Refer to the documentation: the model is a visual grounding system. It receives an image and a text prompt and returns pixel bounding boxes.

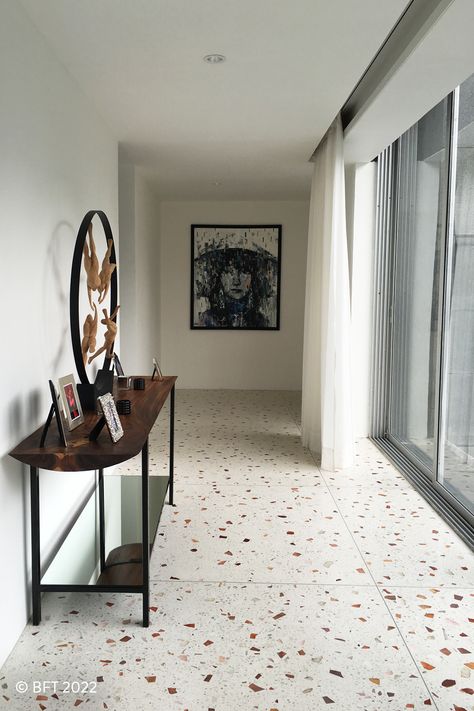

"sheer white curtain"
[302,114,353,470]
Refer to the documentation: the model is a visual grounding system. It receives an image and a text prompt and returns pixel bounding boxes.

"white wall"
[159,201,309,389]
[119,160,161,374]
[0,3,117,667]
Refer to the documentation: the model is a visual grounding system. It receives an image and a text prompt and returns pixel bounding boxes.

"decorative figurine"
[88,305,120,364]
[98,239,116,304]
[83,223,101,307]
[81,303,98,366]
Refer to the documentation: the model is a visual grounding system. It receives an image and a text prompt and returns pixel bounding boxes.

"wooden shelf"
[10,376,177,472]
[10,376,176,627]
[105,542,143,566]
[97,563,143,587]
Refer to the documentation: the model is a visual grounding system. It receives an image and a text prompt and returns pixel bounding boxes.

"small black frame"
[190,224,282,330]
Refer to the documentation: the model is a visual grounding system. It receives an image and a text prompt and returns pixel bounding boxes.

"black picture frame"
[190,224,282,330]
[40,380,67,447]
[113,353,125,376]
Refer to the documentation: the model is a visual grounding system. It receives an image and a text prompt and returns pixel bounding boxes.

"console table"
[10,376,176,628]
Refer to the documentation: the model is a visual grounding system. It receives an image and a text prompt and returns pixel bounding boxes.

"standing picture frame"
[98,393,124,443]
[191,224,282,330]
[40,380,68,447]
[152,357,163,381]
[58,374,84,431]
[113,353,125,376]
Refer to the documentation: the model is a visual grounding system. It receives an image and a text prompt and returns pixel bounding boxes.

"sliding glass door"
[439,75,474,515]
[389,99,450,472]
[373,73,474,541]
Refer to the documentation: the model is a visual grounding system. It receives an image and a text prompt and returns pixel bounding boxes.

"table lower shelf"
[97,562,143,586]
[41,475,169,587]
[96,542,146,586]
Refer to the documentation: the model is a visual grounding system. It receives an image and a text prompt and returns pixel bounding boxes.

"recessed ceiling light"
[203,54,226,64]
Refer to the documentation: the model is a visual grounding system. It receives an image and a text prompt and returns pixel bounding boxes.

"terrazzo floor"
[1,390,474,711]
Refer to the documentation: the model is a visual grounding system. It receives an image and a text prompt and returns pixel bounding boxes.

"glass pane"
[439,73,474,514]
[42,475,169,585]
[389,98,451,470]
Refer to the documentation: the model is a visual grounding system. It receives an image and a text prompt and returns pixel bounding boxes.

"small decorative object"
[133,378,145,390]
[58,374,84,431]
[113,353,125,376]
[88,305,120,364]
[81,303,98,366]
[40,380,67,447]
[117,375,131,389]
[83,223,101,307]
[70,211,118,393]
[191,224,281,330]
[98,239,117,304]
[116,399,132,415]
[94,368,114,396]
[151,357,163,381]
[97,393,124,443]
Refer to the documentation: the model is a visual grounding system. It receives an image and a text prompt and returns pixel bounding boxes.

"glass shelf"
[42,475,169,586]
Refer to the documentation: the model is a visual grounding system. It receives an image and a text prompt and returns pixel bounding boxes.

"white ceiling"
[20,0,408,200]
[344,0,474,162]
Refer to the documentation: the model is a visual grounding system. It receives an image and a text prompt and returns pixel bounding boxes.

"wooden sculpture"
[88,305,120,364]
[83,224,101,307]
[98,239,116,304]
[81,303,98,366]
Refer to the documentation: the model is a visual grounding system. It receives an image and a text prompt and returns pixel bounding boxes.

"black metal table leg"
[142,438,149,627]
[98,469,106,573]
[169,384,175,506]
[30,466,41,625]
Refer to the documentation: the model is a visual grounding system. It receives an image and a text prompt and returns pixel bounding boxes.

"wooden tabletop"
[9,376,176,472]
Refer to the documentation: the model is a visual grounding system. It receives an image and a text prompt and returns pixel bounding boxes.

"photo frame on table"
[152,357,163,381]
[98,393,124,443]
[191,224,282,330]
[40,380,68,447]
[58,374,84,431]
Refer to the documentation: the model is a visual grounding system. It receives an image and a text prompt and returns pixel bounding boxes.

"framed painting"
[191,224,282,330]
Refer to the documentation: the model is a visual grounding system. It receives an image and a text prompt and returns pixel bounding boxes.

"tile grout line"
[148,576,474,591]
[148,578,378,587]
[162,411,440,708]
[309,448,441,710]
[150,396,441,707]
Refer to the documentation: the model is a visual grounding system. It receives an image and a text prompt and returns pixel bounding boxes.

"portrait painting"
[191,225,281,330]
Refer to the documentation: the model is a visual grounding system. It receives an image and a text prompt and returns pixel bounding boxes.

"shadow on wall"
[43,221,75,375]
[8,389,42,442]
[5,388,44,621]
[1,451,30,621]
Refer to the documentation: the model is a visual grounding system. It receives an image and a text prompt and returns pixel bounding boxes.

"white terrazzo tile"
[383,586,474,711]
[151,484,371,585]
[321,438,408,491]
[334,484,474,587]
[115,441,321,488]
[2,388,473,711]
[0,583,434,710]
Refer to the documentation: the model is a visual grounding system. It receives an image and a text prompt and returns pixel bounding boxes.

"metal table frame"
[29,384,175,627]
